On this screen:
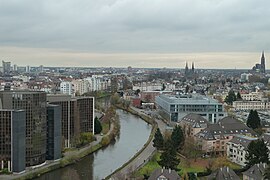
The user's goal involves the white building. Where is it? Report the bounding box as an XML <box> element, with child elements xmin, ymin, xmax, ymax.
<box><xmin>240</xmin><ymin>92</ymin><xmax>263</xmax><ymax>101</ymax></box>
<box><xmin>227</xmin><ymin>135</ymin><xmax>257</xmax><ymax>166</ymax></box>
<box><xmin>233</xmin><ymin>101</ymin><xmax>270</xmax><ymax>111</ymax></box>
<box><xmin>60</xmin><ymin>81</ymin><xmax>72</xmax><ymax>95</ymax></box>
<box><xmin>72</xmin><ymin>79</ymin><xmax>89</xmax><ymax>95</ymax></box>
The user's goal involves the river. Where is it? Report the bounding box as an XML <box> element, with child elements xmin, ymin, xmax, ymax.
<box><xmin>36</xmin><ymin>109</ymin><xmax>151</xmax><ymax>180</ymax></box>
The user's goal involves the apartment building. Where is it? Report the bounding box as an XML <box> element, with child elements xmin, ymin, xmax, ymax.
<box><xmin>233</xmin><ymin>101</ymin><xmax>270</xmax><ymax>111</ymax></box>
<box><xmin>227</xmin><ymin>135</ymin><xmax>257</xmax><ymax>166</ymax></box>
<box><xmin>196</xmin><ymin>117</ymin><xmax>256</xmax><ymax>155</ymax></box>
<box><xmin>179</xmin><ymin>113</ymin><xmax>209</xmax><ymax>138</ymax></box>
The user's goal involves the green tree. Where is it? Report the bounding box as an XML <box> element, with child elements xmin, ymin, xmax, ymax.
<box><xmin>153</xmin><ymin>128</ymin><xmax>164</xmax><ymax>150</ymax></box>
<box><xmin>94</xmin><ymin>117</ymin><xmax>103</xmax><ymax>134</ymax></box>
<box><xmin>224</xmin><ymin>90</ymin><xmax>237</xmax><ymax>105</ymax></box>
<box><xmin>247</xmin><ymin>110</ymin><xmax>261</xmax><ymax>129</ymax></box>
<box><xmin>161</xmin><ymin>83</ymin><xmax>166</xmax><ymax>91</ymax></box>
<box><xmin>237</xmin><ymin>92</ymin><xmax>242</xmax><ymax>100</ymax></box>
<box><xmin>246</xmin><ymin>139</ymin><xmax>269</xmax><ymax>167</ymax></box>
<box><xmin>158</xmin><ymin>140</ymin><xmax>180</xmax><ymax>170</ymax></box>
<box><xmin>171</xmin><ymin>126</ymin><xmax>185</xmax><ymax>151</ymax></box>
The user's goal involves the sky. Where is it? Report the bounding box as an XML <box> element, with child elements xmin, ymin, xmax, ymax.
<box><xmin>0</xmin><ymin>0</ymin><xmax>269</xmax><ymax>68</ymax></box>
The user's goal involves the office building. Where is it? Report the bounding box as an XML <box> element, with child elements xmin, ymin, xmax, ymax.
<box><xmin>47</xmin><ymin>95</ymin><xmax>94</xmax><ymax>148</ymax></box>
<box><xmin>2</xmin><ymin>61</ymin><xmax>11</xmax><ymax>74</ymax></box>
<box><xmin>0</xmin><ymin>91</ymin><xmax>47</xmax><ymax>167</ymax></box>
<box><xmin>46</xmin><ymin>105</ymin><xmax>62</xmax><ymax>160</ymax></box>
<box><xmin>0</xmin><ymin>110</ymin><xmax>26</xmax><ymax>173</ymax></box>
<box><xmin>156</xmin><ymin>94</ymin><xmax>226</xmax><ymax>123</ymax></box>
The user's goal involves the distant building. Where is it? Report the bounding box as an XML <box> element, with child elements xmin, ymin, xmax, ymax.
<box><xmin>251</xmin><ymin>51</ymin><xmax>266</xmax><ymax>73</ymax></box>
<box><xmin>240</xmin><ymin>73</ymin><xmax>252</xmax><ymax>82</ymax></box>
<box><xmin>60</xmin><ymin>81</ymin><xmax>72</xmax><ymax>95</ymax></box>
<box><xmin>0</xmin><ymin>110</ymin><xmax>26</xmax><ymax>173</ymax></box>
<box><xmin>184</xmin><ymin>62</ymin><xmax>195</xmax><ymax>76</ymax></box>
<box><xmin>2</xmin><ymin>61</ymin><xmax>11</xmax><ymax>74</ymax></box>
<box><xmin>0</xmin><ymin>90</ymin><xmax>47</xmax><ymax>167</ymax></box>
<box><xmin>26</xmin><ymin>65</ymin><xmax>31</xmax><ymax>73</ymax></box>
<box><xmin>46</xmin><ymin>105</ymin><xmax>62</xmax><ymax>160</ymax></box>
<box><xmin>47</xmin><ymin>95</ymin><xmax>94</xmax><ymax>148</ymax></box>
<box><xmin>233</xmin><ymin>101</ymin><xmax>270</xmax><ymax>111</ymax></box>
<box><xmin>156</xmin><ymin>94</ymin><xmax>226</xmax><ymax>123</ymax></box>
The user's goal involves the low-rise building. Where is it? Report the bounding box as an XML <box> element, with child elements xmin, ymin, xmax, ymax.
<box><xmin>179</xmin><ymin>113</ymin><xmax>209</xmax><ymax>138</ymax></box>
<box><xmin>242</xmin><ymin>163</ymin><xmax>267</xmax><ymax>180</ymax></box>
<box><xmin>156</xmin><ymin>94</ymin><xmax>226</xmax><ymax>123</ymax></box>
<box><xmin>227</xmin><ymin>135</ymin><xmax>257</xmax><ymax>166</ymax></box>
<box><xmin>233</xmin><ymin>101</ymin><xmax>270</xmax><ymax>111</ymax></box>
<box><xmin>148</xmin><ymin>168</ymin><xmax>181</xmax><ymax>180</ymax></box>
<box><xmin>196</xmin><ymin>117</ymin><xmax>256</xmax><ymax>155</ymax></box>
<box><xmin>207</xmin><ymin>166</ymin><xmax>240</xmax><ymax>180</ymax></box>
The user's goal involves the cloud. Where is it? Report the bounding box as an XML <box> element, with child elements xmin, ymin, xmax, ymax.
<box><xmin>0</xmin><ymin>0</ymin><xmax>269</xmax><ymax>67</ymax></box>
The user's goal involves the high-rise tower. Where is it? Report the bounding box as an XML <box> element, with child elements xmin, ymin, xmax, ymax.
<box><xmin>261</xmin><ymin>51</ymin><xmax>266</xmax><ymax>73</ymax></box>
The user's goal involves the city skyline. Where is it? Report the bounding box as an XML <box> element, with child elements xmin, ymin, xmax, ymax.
<box><xmin>0</xmin><ymin>0</ymin><xmax>269</xmax><ymax>68</ymax></box>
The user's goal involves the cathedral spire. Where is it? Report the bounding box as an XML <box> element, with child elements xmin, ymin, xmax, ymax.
<box><xmin>192</xmin><ymin>62</ymin><xmax>194</xmax><ymax>72</ymax></box>
<box><xmin>261</xmin><ymin>51</ymin><xmax>266</xmax><ymax>73</ymax></box>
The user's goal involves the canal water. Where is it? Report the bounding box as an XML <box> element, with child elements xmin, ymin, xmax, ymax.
<box><xmin>36</xmin><ymin>109</ymin><xmax>151</xmax><ymax>180</ymax></box>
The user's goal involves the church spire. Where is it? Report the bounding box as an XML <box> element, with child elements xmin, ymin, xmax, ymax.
<box><xmin>261</xmin><ymin>51</ymin><xmax>266</xmax><ymax>73</ymax></box>
<box><xmin>192</xmin><ymin>62</ymin><xmax>194</xmax><ymax>72</ymax></box>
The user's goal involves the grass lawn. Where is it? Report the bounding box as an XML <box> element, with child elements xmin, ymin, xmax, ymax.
<box><xmin>135</xmin><ymin>152</ymin><xmax>242</xmax><ymax>178</ymax></box>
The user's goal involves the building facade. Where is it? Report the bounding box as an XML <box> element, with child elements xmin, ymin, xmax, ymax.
<box><xmin>46</xmin><ymin>105</ymin><xmax>62</xmax><ymax>160</ymax></box>
<box><xmin>0</xmin><ymin>110</ymin><xmax>26</xmax><ymax>173</ymax></box>
<box><xmin>196</xmin><ymin>117</ymin><xmax>256</xmax><ymax>155</ymax></box>
<box><xmin>156</xmin><ymin>94</ymin><xmax>226</xmax><ymax>123</ymax></box>
<box><xmin>60</xmin><ymin>81</ymin><xmax>72</xmax><ymax>95</ymax></box>
<box><xmin>47</xmin><ymin>95</ymin><xmax>94</xmax><ymax>148</ymax></box>
<box><xmin>0</xmin><ymin>91</ymin><xmax>47</xmax><ymax>167</ymax></box>
<box><xmin>233</xmin><ymin>101</ymin><xmax>270</xmax><ymax>111</ymax></box>
<box><xmin>226</xmin><ymin>135</ymin><xmax>257</xmax><ymax>166</ymax></box>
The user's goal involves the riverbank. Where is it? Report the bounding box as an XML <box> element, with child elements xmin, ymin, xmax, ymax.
<box><xmin>1</xmin><ymin>108</ymin><xmax>120</xmax><ymax>180</ymax></box>
<box><xmin>106</xmin><ymin>105</ymin><xmax>158</xmax><ymax>179</ymax></box>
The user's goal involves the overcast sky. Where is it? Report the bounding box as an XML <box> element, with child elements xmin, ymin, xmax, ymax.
<box><xmin>0</xmin><ymin>0</ymin><xmax>269</xmax><ymax>68</ymax></box>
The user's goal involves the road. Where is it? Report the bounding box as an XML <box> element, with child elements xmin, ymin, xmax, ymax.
<box><xmin>111</xmin><ymin>107</ymin><xmax>168</xmax><ymax>179</ymax></box>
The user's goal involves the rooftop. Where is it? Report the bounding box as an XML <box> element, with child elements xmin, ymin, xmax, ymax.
<box><xmin>157</xmin><ymin>93</ymin><xmax>221</xmax><ymax>105</ymax></box>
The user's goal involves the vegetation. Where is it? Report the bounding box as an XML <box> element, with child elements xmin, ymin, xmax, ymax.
<box><xmin>171</xmin><ymin>125</ymin><xmax>185</xmax><ymax>151</ymax></box>
<box><xmin>224</xmin><ymin>90</ymin><xmax>237</xmax><ymax>105</ymax></box>
<box><xmin>247</xmin><ymin>109</ymin><xmax>261</xmax><ymax>129</ymax></box>
<box><xmin>246</xmin><ymin>139</ymin><xmax>269</xmax><ymax>167</ymax></box>
<box><xmin>158</xmin><ymin>140</ymin><xmax>180</xmax><ymax>171</ymax></box>
<box><xmin>236</xmin><ymin>91</ymin><xmax>242</xmax><ymax>100</ymax></box>
<box><xmin>153</xmin><ymin>128</ymin><xmax>164</xmax><ymax>150</ymax></box>
<box><xmin>94</xmin><ymin>116</ymin><xmax>103</xmax><ymax>134</ymax></box>
<box><xmin>75</xmin><ymin>132</ymin><xmax>95</xmax><ymax>148</ymax></box>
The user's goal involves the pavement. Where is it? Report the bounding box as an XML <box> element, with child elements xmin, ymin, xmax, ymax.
<box><xmin>111</xmin><ymin>107</ymin><xmax>168</xmax><ymax>179</ymax></box>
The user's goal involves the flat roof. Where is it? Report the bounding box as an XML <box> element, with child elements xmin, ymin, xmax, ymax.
<box><xmin>157</xmin><ymin>94</ymin><xmax>221</xmax><ymax>105</ymax></box>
